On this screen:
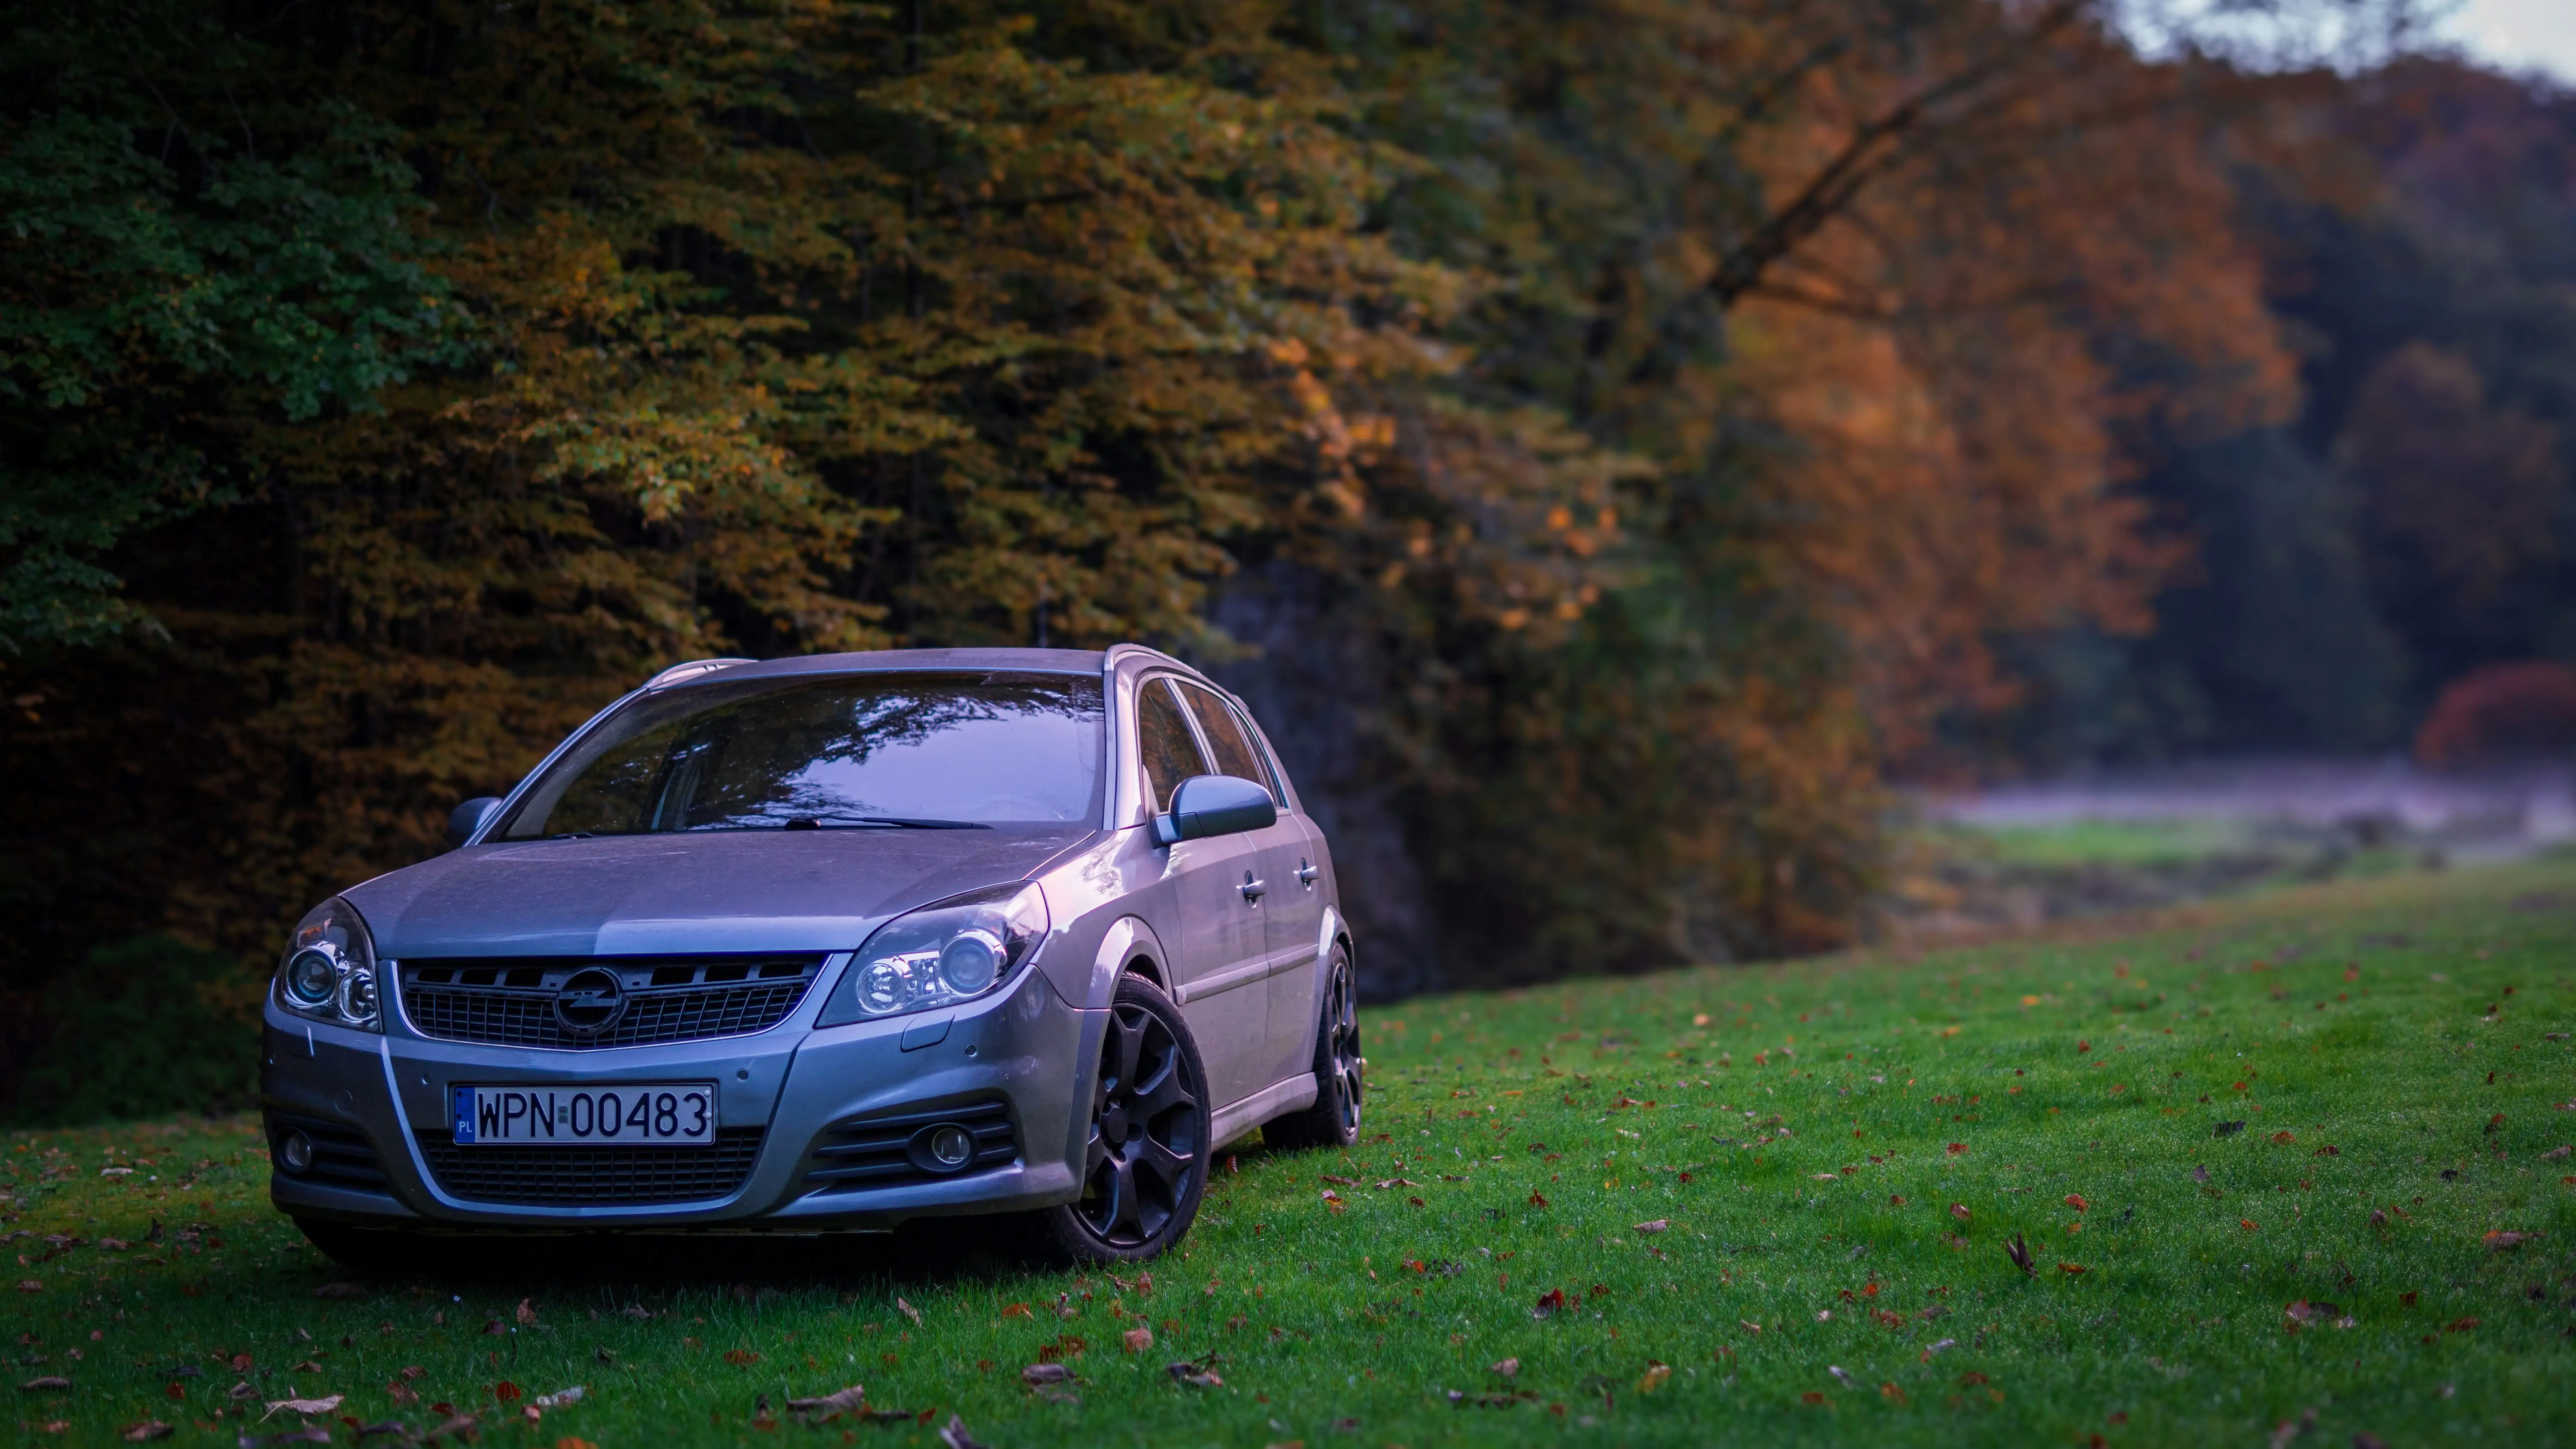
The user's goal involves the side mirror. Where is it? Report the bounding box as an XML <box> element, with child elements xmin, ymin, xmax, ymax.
<box><xmin>447</xmin><ymin>796</ymin><xmax>503</xmax><ymax>848</ymax></box>
<box><xmin>1152</xmin><ymin>774</ymin><xmax>1276</xmax><ymax>846</ymax></box>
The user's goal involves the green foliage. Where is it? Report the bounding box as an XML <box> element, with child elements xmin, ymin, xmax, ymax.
<box><xmin>9</xmin><ymin>934</ymin><xmax>261</xmax><ymax>1126</ymax></box>
<box><xmin>0</xmin><ymin>5</ymin><xmax>459</xmax><ymax>650</ymax></box>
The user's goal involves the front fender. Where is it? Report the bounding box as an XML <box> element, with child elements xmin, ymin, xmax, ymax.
<box><xmin>1083</xmin><ymin>915</ymin><xmax>1170</xmax><ymax>1012</ymax></box>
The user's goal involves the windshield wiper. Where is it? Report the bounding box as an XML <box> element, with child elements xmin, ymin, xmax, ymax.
<box><xmin>789</xmin><ymin>815</ymin><xmax>993</xmax><ymax>831</ymax></box>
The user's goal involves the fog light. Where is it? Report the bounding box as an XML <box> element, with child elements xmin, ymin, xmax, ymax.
<box><xmin>277</xmin><ymin>1129</ymin><xmax>315</xmax><ymax>1175</ymax></box>
<box><xmin>927</xmin><ymin>1125</ymin><xmax>973</xmax><ymax>1169</ymax></box>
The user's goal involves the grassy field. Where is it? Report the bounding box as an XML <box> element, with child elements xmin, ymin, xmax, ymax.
<box><xmin>9</xmin><ymin>861</ymin><xmax>2576</xmax><ymax>1447</ymax></box>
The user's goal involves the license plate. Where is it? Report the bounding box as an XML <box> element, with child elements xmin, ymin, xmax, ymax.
<box><xmin>451</xmin><ymin>1083</ymin><xmax>716</xmax><ymax>1147</ymax></box>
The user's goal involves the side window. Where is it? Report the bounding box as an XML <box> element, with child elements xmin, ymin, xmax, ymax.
<box><xmin>1135</xmin><ymin>680</ymin><xmax>1209</xmax><ymax>814</ymax></box>
<box><xmin>1176</xmin><ymin>682</ymin><xmax>1272</xmax><ymax>798</ymax></box>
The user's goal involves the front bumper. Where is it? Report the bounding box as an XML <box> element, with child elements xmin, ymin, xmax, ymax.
<box><xmin>261</xmin><ymin>964</ymin><xmax>1099</xmax><ymax>1231</ymax></box>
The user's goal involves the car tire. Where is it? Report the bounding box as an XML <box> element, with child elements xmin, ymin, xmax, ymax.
<box><xmin>1029</xmin><ymin>972</ymin><xmax>1212</xmax><ymax>1264</ymax></box>
<box><xmin>1261</xmin><ymin>945</ymin><xmax>1361</xmax><ymax>1151</ymax></box>
<box><xmin>295</xmin><ymin>1218</ymin><xmax>427</xmax><ymax>1276</ymax></box>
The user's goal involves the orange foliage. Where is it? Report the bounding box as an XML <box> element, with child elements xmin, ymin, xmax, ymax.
<box><xmin>1725</xmin><ymin>24</ymin><xmax>2298</xmax><ymax>763</ymax></box>
<box><xmin>2415</xmin><ymin>662</ymin><xmax>2576</xmax><ymax>767</ymax></box>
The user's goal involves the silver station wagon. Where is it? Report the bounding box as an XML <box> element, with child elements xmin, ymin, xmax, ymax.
<box><xmin>260</xmin><ymin>646</ymin><xmax>1361</xmax><ymax>1265</ymax></box>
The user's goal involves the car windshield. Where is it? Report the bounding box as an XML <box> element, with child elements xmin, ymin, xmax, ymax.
<box><xmin>497</xmin><ymin>671</ymin><xmax>1104</xmax><ymax>837</ymax></box>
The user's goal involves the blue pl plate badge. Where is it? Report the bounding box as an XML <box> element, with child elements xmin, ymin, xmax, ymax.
<box><xmin>453</xmin><ymin>1086</ymin><xmax>477</xmax><ymax>1144</ymax></box>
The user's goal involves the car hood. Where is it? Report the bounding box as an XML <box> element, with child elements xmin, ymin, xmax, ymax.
<box><xmin>344</xmin><ymin>826</ymin><xmax>1097</xmax><ymax>959</ymax></box>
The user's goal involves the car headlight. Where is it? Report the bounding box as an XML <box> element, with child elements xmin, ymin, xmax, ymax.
<box><xmin>275</xmin><ymin>897</ymin><xmax>383</xmax><ymax>1033</ymax></box>
<box><xmin>816</xmin><ymin>883</ymin><xmax>1048</xmax><ymax>1027</ymax></box>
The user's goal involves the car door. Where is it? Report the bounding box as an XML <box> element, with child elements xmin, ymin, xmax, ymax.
<box><xmin>1173</xmin><ymin>681</ymin><xmax>1323</xmax><ymax>1094</ymax></box>
<box><xmin>1135</xmin><ymin>676</ymin><xmax>1272</xmax><ymax>1109</ymax></box>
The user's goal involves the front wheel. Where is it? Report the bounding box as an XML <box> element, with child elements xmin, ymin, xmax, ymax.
<box><xmin>1262</xmin><ymin>946</ymin><xmax>1361</xmax><ymax>1151</ymax></box>
<box><xmin>1028</xmin><ymin>974</ymin><xmax>1210</xmax><ymax>1264</ymax></box>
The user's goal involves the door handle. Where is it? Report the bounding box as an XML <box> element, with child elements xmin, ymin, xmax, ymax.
<box><xmin>1296</xmin><ymin>860</ymin><xmax>1318</xmax><ymax>885</ymax></box>
<box><xmin>1241</xmin><ymin>872</ymin><xmax>1267</xmax><ymax>901</ymax></box>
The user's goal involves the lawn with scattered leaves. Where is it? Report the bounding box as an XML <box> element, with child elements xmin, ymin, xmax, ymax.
<box><xmin>8</xmin><ymin>860</ymin><xmax>2576</xmax><ymax>1447</ymax></box>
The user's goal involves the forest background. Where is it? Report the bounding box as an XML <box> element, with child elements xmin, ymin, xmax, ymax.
<box><xmin>3</xmin><ymin>0</ymin><xmax>2572</xmax><ymax>1122</ymax></box>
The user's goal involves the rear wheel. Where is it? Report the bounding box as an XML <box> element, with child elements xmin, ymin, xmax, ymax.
<box><xmin>1030</xmin><ymin>974</ymin><xmax>1209</xmax><ymax>1264</ymax></box>
<box><xmin>1262</xmin><ymin>946</ymin><xmax>1361</xmax><ymax>1151</ymax></box>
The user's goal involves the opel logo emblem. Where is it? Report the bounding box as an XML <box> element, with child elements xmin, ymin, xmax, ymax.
<box><xmin>555</xmin><ymin>966</ymin><xmax>626</xmax><ymax>1036</ymax></box>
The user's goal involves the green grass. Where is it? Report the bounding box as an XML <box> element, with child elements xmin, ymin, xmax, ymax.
<box><xmin>9</xmin><ymin>862</ymin><xmax>2576</xmax><ymax>1447</ymax></box>
<box><xmin>1935</xmin><ymin>817</ymin><xmax>2258</xmax><ymax>868</ymax></box>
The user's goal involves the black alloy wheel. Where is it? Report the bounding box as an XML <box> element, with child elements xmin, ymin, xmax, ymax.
<box><xmin>1035</xmin><ymin>974</ymin><xmax>1208</xmax><ymax>1262</ymax></box>
<box><xmin>1264</xmin><ymin>946</ymin><xmax>1362</xmax><ymax>1151</ymax></box>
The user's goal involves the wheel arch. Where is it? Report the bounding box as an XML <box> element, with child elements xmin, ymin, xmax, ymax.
<box><xmin>1084</xmin><ymin>914</ymin><xmax>1170</xmax><ymax>1012</ymax></box>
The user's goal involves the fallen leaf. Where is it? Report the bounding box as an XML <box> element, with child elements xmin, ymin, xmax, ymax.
<box><xmin>2241</xmin><ymin>1218</ymin><xmax>2259</xmax><ymax>1233</ymax></box>
<box><xmin>2445</xmin><ymin>1317</ymin><xmax>2479</xmax><ymax>1333</ymax></box>
<box><xmin>2064</xmin><ymin>1194</ymin><xmax>2088</xmax><ymax>1212</ymax></box>
<box><xmin>2214</xmin><ymin>1121</ymin><xmax>2245</xmax><ymax>1137</ymax></box>
<box><xmin>425</xmin><ymin>1413</ymin><xmax>478</xmax><ymax>1441</ymax></box>
<box><xmin>1946</xmin><ymin>1143</ymin><xmax>1968</xmax><ymax>1156</ymax></box>
<box><xmin>1532</xmin><ymin>1288</ymin><xmax>1567</xmax><ymax>1319</ymax></box>
<box><xmin>1490</xmin><ymin>1357</ymin><xmax>1519</xmax><ymax>1378</ymax></box>
<box><xmin>533</xmin><ymin>1386</ymin><xmax>583</xmax><ymax>1409</ymax></box>
<box><xmin>2005</xmin><ymin>1234</ymin><xmax>2035</xmax><ymax>1277</ymax></box>
<box><xmin>1019</xmin><ymin>1365</ymin><xmax>1072</xmax><ymax>1386</ymax></box>
<box><xmin>492</xmin><ymin>1383</ymin><xmax>522</xmax><ymax>1403</ymax></box>
<box><xmin>2059</xmin><ymin>1263</ymin><xmax>2088</xmax><ymax>1276</ymax></box>
<box><xmin>2191</xmin><ymin>1165</ymin><xmax>2210</xmax><ymax>1182</ymax></box>
<box><xmin>119</xmin><ymin>1423</ymin><xmax>173</xmax><ymax>1441</ymax></box>
<box><xmin>1121</xmin><ymin>1327</ymin><xmax>1153</xmax><ymax>1354</ymax></box>
<box><xmin>896</xmin><ymin>1298</ymin><xmax>922</xmax><ymax>1327</ymax></box>
<box><xmin>723</xmin><ymin>1350</ymin><xmax>761</xmax><ymax>1367</ymax></box>
<box><xmin>2484</xmin><ymin>1231</ymin><xmax>2538</xmax><ymax>1251</ymax></box>
<box><xmin>1636</xmin><ymin>1361</ymin><xmax>1671</xmax><ymax>1393</ymax></box>
<box><xmin>1319</xmin><ymin>1174</ymin><xmax>1357</xmax><ymax>1187</ymax></box>
<box><xmin>1528</xmin><ymin>1191</ymin><xmax>1549</xmax><ymax>1208</ymax></box>
<box><xmin>290</xmin><ymin>1361</ymin><xmax>324</xmax><ymax>1373</ymax></box>
<box><xmin>1000</xmin><ymin>1303</ymin><xmax>1033</xmax><ymax>1319</ymax></box>
<box><xmin>1880</xmin><ymin>1382</ymin><xmax>1907</xmax><ymax>1403</ymax></box>
<box><xmin>2270</xmin><ymin>1131</ymin><xmax>2295</xmax><ymax>1145</ymax></box>
<box><xmin>937</xmin><ymin>1413</ymin><xmax>989</xmax><ymax>1449</ymax></box>
<box><xmin>1632</xmin><ymin>1220</ymin><xmax>1669</xmax><ymax>1234</ymax></box>
<box><xmin>387</xmin><ymin>1384</ymin><xmax>419</xmax><ymax>1406</ymax></box>
<box><xmin>261</xmin><ymin>1394</ymin><xmax>346</xmax><ymax>1419</ymax></box>
<box><xmin>1950</xmin><ymin>1203</ymin><xmax>1971</xmax><ymax>1221</ymax></box>
<box><xmin>1165</xmin><ymin>1361</ymin><xmax>1222</xmax><ymax>1388</ymax></box>
<box><xmin>21</xmin><ymin>1376</ymin><xmax>72</xmax><ymax>1391</ymax></box>
<box><xmin>516</xmin><ymin>1299</ymin><xmax>537</xmax><ymax>1327</ymax></box>
<box><xmin>1801</xmin><ymin>1391</ymin><xmax>1828</xmax><ymax>1405</ymax></box>
<box><xmin>788</xmin><ymin>1385</ymin><xmax>867</xmax><ymax>1414</ymax></box>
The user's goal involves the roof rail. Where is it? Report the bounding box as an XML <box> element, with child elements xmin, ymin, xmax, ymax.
<box><xmin>643</xmin><ymin>657</ymin><xmax>756</xmax><ymax>690</ymax></box>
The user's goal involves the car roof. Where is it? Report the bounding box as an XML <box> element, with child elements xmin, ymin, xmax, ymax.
<box><xmin>650</xmin><ymin>647</ymin><xmax>1112</xmax><ymax>691</ymax></box>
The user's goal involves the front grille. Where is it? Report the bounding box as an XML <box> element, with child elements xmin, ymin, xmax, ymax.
<box><xmin>803</xmin><ymin>1100</ymin><xmax>1017</xmax><ymax>1195</ymax></box>
<box><xmin>416</xmin><ymin>1128</ymin><xmax>765</xmax><ymax>1206</ymax></box>
<box><xmin>267</xmin><ymin>1113</ymin><xmax>391</xmax><ymax>1191</ymax></box>
<box><xmin>398</xmin><ymin>955</ymin><xmax>824</xmax><ymax>1049</ymax></box>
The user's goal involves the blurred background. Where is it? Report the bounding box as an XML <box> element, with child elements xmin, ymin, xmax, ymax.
<box><xmin>4</xmin><ymin>0</ymin><xmax>2573</xmax><ymax>1121</ymax></box>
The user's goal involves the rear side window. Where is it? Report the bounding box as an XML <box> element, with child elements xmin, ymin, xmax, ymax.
<box><xmin>1135</xmin><ymin>680</ymin><xmax>1207</xmax><ymax>814</ymax></box>
<box><xmin>1176</xmin><ymin>682</ymin><xmax>1272</xmax><ymax>798</ymax></box>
